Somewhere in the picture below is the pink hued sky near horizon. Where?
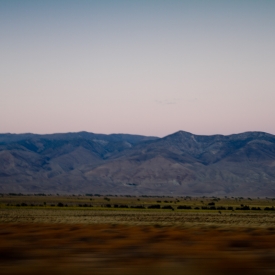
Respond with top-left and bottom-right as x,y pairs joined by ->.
1,1 -> 275,138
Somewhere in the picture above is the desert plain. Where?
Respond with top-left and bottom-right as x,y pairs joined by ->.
0,194 -> 275,275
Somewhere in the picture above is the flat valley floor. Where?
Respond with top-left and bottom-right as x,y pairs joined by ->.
1,196 -> 275,274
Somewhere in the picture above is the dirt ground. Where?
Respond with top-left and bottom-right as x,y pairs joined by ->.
0,208 -> 275,228
0,208 -> 275,274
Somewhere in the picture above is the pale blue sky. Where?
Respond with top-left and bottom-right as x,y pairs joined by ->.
1,0 -> 275,137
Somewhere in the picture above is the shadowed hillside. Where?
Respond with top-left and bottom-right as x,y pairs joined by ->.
1,131 -> 275,196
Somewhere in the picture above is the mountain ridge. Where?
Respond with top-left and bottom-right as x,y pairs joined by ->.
0,130 -> 275,196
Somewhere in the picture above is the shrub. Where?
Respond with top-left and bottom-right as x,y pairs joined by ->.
119,205 -> 129,208
236,205 -> 250,210
177,205 -> 192,210
264,207 -> 275,211
130,205 -> 145,209
162,205 -> 174,210
148,204 -> 161,209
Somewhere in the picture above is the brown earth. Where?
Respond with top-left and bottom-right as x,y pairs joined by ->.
1,209 -> 275,274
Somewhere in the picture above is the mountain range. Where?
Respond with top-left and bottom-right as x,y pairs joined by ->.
1,130 -> 275,196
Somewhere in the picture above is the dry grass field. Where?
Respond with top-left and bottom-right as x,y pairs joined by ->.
0,195 -> 275,274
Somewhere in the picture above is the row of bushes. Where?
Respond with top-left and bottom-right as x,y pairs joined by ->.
8,203 -> 69,207
6,203 -> 275,211
105,204 -> 275,211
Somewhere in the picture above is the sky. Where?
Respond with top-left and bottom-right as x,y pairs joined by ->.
1,0 -> 275,137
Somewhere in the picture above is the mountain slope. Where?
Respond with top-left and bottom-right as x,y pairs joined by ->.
0,131 -> 275,196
